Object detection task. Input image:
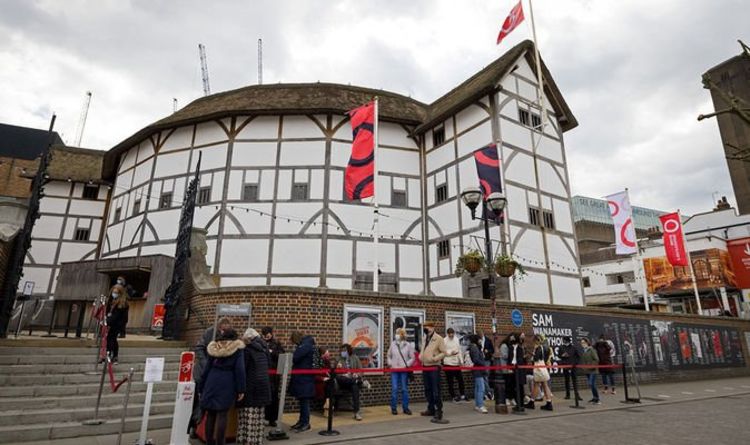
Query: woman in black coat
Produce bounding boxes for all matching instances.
[198,329,246,445]
[236,328,271,445]
[105,284,129,364]
[289,331,316,433]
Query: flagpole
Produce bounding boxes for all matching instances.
[527,0,546,134]
[373,97,380,292]
[626,188,650,312]
[679,210,703,315]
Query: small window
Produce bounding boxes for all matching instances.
[528,207,540,226]
[392,189,407,208]
[292,183,309,201]
[113,207,122,223]
[74,228,90,241]
[82,185,99,200]
[518,109,530,126]
[542,210,555,230]
[133,198,141,216]
[159,192,172,209]
[531,113,542,130]
[432,126,445,147]
[437,240,450,259]
[243,184,259,202]
[198,187,211,205]
[436,183,448,203]
[582,277,591,288]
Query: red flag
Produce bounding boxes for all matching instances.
[345,102,375,200]
[659,212,688,266]
[497,0,525,45]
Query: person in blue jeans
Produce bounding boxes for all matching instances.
[468,335,488,414]
[289,331,316,432]
[387,328,415,415]
[580,338,601,404]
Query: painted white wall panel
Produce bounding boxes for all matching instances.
[273,203,323,234]
[229,203,272,234]
[426,143,453,173]
[455,104,489,133]
[271,277,319,286]
[68,199,105,217]
[277,170,292,200]
[330,141,351,168]
[220,239,269,274]
[551,275,584,306]
[119,146,137,173]
[58,243,95,263]
[139,243,176,258]
[356,241,396,272]
[20,267,51,295]
[160,126,193,152]
[379,123,418,149]
[279,140,325,166]
[546,235,577,270]
[430,202,459,235]
[327,278,352,290]
[399,244,422,278]
[500,119,529,149]
[537,136,563,163]
[310,170,324,200]
[227,171,243,201]
[380,148,420,176]
[154,151,190,178]
[28,240,57,264]
[34,216,64,239]
[538,162,567,197]
[220,277,267,287]
[282,116,324,139]
[194,121,229,146]
[273,239,319,274]
[259,170,276,200]
[44,181,70,197]
[504,151,535,188]
[232,142,278,167]
[236,116,279,140]
[132,158,153,187]
[515,271,550,303]
[327,239,352,275]
[115,169,134,193]
[136,140,155,164]
[552,199,573,234]
[430,278,461,297]
[149,209,181,240]
[399,281,423,295]
[506,184,528,223]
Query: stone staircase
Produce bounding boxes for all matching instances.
[0,342,187,443]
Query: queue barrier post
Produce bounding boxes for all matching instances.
[82,355,108,425]
[116,368,135,445]
[319,365,340,437]
[569,365,584,409]
[621,355,641,404]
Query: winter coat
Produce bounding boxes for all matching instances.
[469,343,487,377]
[480,335,495,361]
[193,327,215,386]
[595,340,613,365]
[581,346,600,375]
[558,343,580,366]
[290,335,316,400]
[106,304,129,335]
[266,337,285,370]
[442,336,463,367]
[420,333,447,367]
[199,339,246,411]
[387,340,415,369]
[237,337,272,408]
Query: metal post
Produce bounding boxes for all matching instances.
[569,366,584,409]
[75,301,85,338]
[14,300,26,338]
[268,352,291,441]
[116,368,135,445]
[138,382,154,445]
[318,364,340,436]
[83,356,108,425]
[628,353,642,402]
[28,298,39,336]
[41,299,57,337]
[64,302,74,338]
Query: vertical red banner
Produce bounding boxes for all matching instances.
[659,212,688,267]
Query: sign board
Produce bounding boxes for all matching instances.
[511,309,523,327]
[169,382,196,445]
[143,357,165,383]
[22,281,34,296]
[216,303,252,316]
[178,352,195,383]
[343,305,384,368]
[151,304,165,329]
[644,248,737,293]
[728,237,750,289]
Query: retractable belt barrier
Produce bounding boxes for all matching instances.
[266,363,624,375]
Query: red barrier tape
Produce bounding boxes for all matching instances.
[107,361,129,393]
[267,363,623,376]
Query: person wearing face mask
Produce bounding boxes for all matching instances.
[419,321,447,423]
[335,343,364,421]
[105,284,129,364]
[387,328,415,415]
[261,327,285,427]
[442,328,466,403]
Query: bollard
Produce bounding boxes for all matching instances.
[83,356,108,425]
[319,365,340,436]
[569,365,584,409]
[116,368,135,445]
[511,364,526,415]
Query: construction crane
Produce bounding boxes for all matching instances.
[73,91,92,147]
[198,43,211,96]
[258,38,263,85]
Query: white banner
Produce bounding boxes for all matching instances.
[606,190,637,255]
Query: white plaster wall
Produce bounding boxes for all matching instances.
[327,239,353,275]
[551,276,583,306]
[272,239,320,274]
[34,216,64,238]
[552,198,573,233]
[28,240,57,264]
[232,142,278,167]
[399,244,422,279]
[279,140,325,166]
[236,116,279,139]
[430,278,461,297]
[220,239,269,274]
[194,120,230,146]
[282,116,325,139]
[456,120,492,158]
[58,243,96,263]
[514,271,550,303]
[39,197,67,214]
[161,126,193,152]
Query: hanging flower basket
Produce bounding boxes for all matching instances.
[495,255,526,278]
[455,249,485,277]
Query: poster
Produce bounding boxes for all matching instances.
[390,308,424,351]
[343,305,383,369]
[643,248,737,293]
[727,238,750,289]
[445,311,475,352]
[650,320,744,368]
[690,333,703,359]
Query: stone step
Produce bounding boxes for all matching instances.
[0,358,182,375]
[0,414,173,443]
[0,370,180,386]
[0,401,175,427]
[0,390,176,410]
[0,352,184,366]
[0,380,178,398]
[0,346,187,356]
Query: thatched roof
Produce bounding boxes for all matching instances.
[105,40,576,179]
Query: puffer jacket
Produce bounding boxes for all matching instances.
[199,339,246,411]
[237,337,271,408]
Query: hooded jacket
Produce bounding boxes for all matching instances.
[199,339,246,411]
[237,336,272,408]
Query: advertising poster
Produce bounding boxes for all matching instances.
[445,311,475,352]
[650,320,673,370]
[679,331,692,361]
[644,248,737,294]
[727,238,750,289]
[651,321,744,368]
[690,333,703,359]
[343,305,383,369]
[390,308,425,351]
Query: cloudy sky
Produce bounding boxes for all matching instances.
[1,0,746,215]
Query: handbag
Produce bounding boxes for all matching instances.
[396,342,415,382]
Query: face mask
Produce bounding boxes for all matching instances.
[111,293,119,299]
[341,351,348,358]
[116,279,124,285]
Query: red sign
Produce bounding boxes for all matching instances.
[151,304,165,329]
[728,237,750,289]
[659,212,688,266]
[178,351,195,382]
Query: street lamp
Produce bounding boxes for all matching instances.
[460,188,507,336]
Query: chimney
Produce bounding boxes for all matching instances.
[714,196,732,211]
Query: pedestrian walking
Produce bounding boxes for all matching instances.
[289,331,316,433]
[580,338,601,404]
[386,328,415,415]
[336,343,365,421]
[105,284,129,364]
[237,328,271,445]
[595,334,616,394]
[531,334,554,411]
[443,328,466,403]
[198,329,246,445]
[468,335,488,414]
[112,276,135,338]
[190,317,232,437]
[419,321,447,422]
[261,326,284,427]
[558,336,582,401]
[478,330,494,401]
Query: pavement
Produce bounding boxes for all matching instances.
[19,375,750,445]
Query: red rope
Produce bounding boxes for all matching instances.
[266,363,623,375]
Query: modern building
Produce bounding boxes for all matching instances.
[9,40,588,332]
[703,47,750,215]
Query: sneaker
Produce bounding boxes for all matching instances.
[292,424,310,433]
[540,402,553,411]
[593,400,601,405]
[420,410,434,417]
[452,396,461,403]
[403,409,412,415]
[391,408,398,415]
[459,395,468,402]
[354,412,363,421]
[475,406,488,414]
[268,421,277,428]
[611,389,617,395]
[524,401,535,409]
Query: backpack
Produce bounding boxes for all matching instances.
[312,346,324,369]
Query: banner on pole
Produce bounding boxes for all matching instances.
[659,212,688,266]
[345,101,375,201]
[606,191,637,255]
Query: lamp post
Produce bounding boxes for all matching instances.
[460,188,507,336]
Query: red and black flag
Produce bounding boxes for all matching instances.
[345,101,375,201]
[473,144,504,223]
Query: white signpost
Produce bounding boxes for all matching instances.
[169,352,196,445]
[138,357,164,445]
[14,281,34,337]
